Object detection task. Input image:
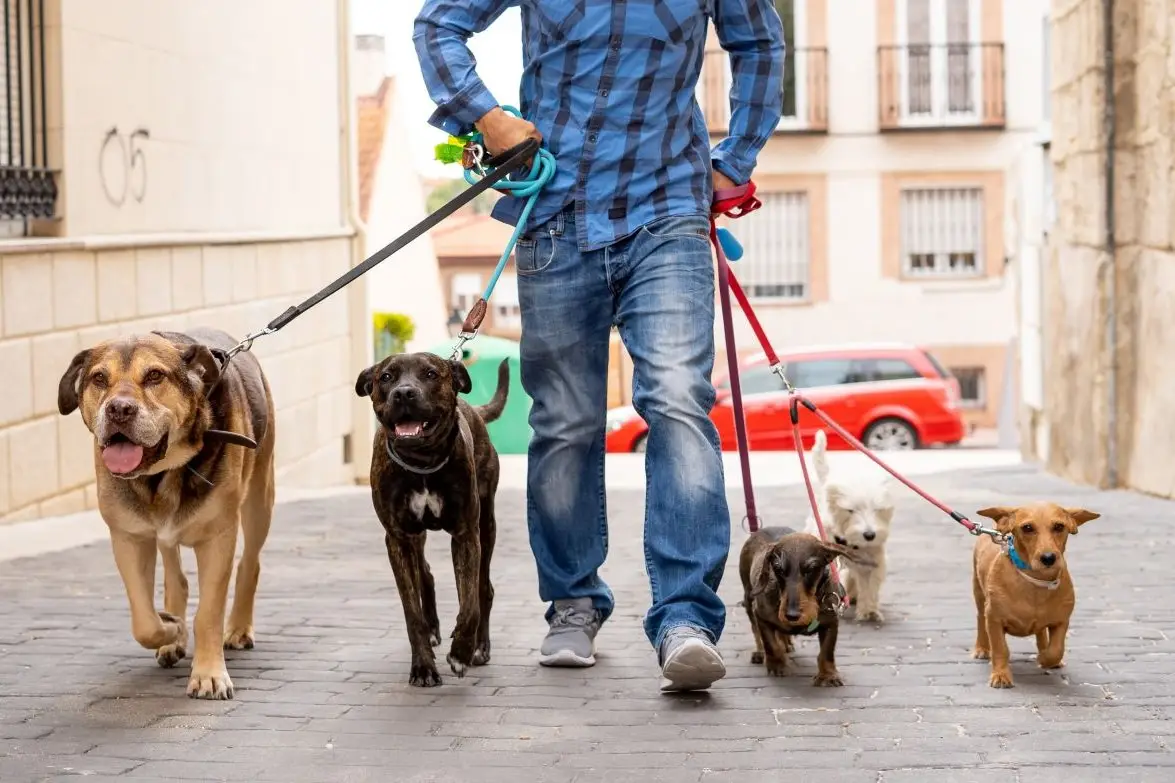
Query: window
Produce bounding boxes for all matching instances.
[716,365,785,395]
[788,359,855,388]
[860,358,923,382]
[493,273,522,331]
[775,0,798,119]
[897,0,980,123]
[450,272,481,318]
[0,0,56,234]
[950,366,986,408]
[900,187,984,278]
[733,191,810,301]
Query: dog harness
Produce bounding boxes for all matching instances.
[1004,539,1060,590]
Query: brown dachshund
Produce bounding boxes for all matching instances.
[740,526,875,686]
[971,503,1101,688]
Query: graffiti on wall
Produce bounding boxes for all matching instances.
[99,126,149,207]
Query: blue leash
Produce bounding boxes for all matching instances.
[461,106,557,303]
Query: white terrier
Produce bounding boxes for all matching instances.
[803,429,895,623]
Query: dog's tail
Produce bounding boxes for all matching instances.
[810,429,830,485]
[474,359,510,424]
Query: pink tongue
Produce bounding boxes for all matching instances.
[102,443,144,474]
[394,422,423,438]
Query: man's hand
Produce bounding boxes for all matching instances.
[475,107,542,157]
[713,169,739,194]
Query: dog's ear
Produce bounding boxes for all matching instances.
[748,553,779,599]
[449,360,472,395]
[1063,507,1100,534]
[976,506,1017,533]
[354,365,377,398]
[182,344,222,393]
[819,539,877,569]
[57,348,92,415]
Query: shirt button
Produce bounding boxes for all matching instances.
[600,89,609,97]
[589,133,598,143]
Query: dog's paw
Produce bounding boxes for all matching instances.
[430,629,442,647]
[971,647,991,660]
[187,667,234,700]
[750,651,765,665]
[447,653,470,678]
[765,659,788,677]
[988,670,1015,689]
[223,627,255,651]
[813,671,844,687]
[857,608,885,623]
[155,642,186,668]
[1037,655,1065,670]
[471,641,491,666]
[409,663,442,688]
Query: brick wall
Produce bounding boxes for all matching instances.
[0,236,355,524]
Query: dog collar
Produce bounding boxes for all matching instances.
[385,438,450,475]
[1004,540,1060,590]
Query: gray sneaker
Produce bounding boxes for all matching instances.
[539,598,601,667]
[658,626,726,692]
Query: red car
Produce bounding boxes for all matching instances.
[604,342,967,453]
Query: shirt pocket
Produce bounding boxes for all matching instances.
[629,0,710,44]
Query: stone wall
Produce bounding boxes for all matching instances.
[0,236,356,523]
[1045,0,1175,494]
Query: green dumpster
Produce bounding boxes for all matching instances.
[426,336,532,454]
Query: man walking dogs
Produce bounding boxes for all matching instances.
[414,0,784,692]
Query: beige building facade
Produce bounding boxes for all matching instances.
[0,0,370,523]
[1025,0,1175,494]
[701,0,1046,430]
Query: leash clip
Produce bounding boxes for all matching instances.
[224,327,275,363]
[449,331,476,362]
[770,362,794,392]
[462,141,486,174]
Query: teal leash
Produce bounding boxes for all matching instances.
[448,106,555,359]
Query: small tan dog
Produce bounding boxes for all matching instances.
[971,503,1100,688]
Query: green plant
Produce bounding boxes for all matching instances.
[372,312,416,360]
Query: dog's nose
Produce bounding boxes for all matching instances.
[784,609,803,623]
[106,397,138,423]
[863,530,876,542]
[391,385,418,403]
[1039,552,1058,567]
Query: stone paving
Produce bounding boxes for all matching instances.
[0,463,1171,782]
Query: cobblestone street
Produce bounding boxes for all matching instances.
[0,462,1171,782]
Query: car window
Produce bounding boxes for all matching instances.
[787,359,855,388]
[860,358,923,382]
[716,365,785,395]
[920,350,950,378]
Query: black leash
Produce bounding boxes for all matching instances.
[217,138,542,369]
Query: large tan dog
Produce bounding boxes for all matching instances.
[57,327,275,700]
[971,502,1100,688]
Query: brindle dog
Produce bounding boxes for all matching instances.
[355,353,509,687]
[57,327,275,700]
[740,526,875,686]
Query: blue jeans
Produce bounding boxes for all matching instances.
[515,207,731,650]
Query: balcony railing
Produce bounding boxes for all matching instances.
[700,46,828,135]
[1,0,56,224]
[877,43,1005,131]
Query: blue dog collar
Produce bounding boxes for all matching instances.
[1006,540,1031,571]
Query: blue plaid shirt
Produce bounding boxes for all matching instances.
[414,0,785,251]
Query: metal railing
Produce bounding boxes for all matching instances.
[878,43,1005,130]
[1,0,55,222]
[701,46,828,134]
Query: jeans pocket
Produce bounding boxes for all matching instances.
[640,214,710,241]
[515,213,565,276]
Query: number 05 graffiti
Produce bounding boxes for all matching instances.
[99,127,149,206]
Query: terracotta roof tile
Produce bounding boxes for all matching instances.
[357,77,393,223]
[429,213,518,260]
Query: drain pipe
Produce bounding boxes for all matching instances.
[1102,0,1118,488]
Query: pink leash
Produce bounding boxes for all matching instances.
[709,183,1000,591]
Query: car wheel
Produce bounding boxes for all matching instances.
[863,418,919,451]
[632,433,648,453]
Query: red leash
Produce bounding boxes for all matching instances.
[709,183,1001,553]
